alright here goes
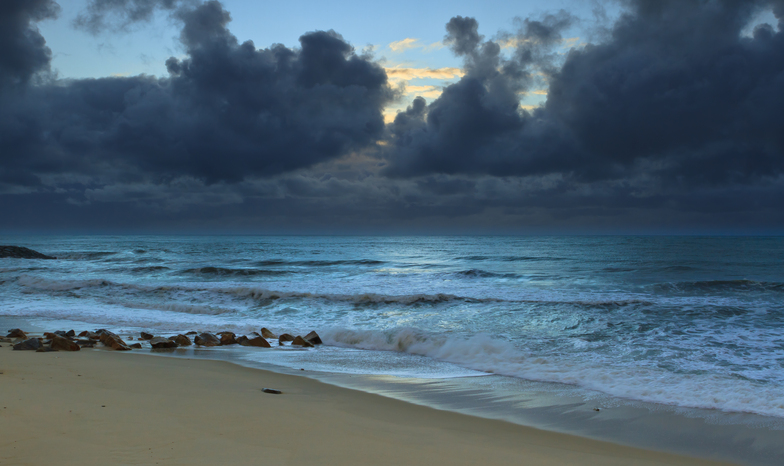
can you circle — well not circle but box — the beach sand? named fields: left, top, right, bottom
left=0, top=343, right=732, bottom=466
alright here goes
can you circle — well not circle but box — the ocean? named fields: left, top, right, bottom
left=2, top=235, right=784, bottom=457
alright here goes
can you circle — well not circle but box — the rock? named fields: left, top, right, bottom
left=240, top=335, right=271, bottom=348
left=236, top=335, right=248, bottom=345
left=260, top=327, right=277, bottom=339
left=66, top=329, right=76, bottom=337
left=99, top=332, right=131, bottom=351
left=139, top=332, right=154, bottom=340
left=13, top=338, right=41, bottom=351
left=262, top=388, right=282, bottom=394
left=150, top=337, right=178, bottom=349
left=36, top=346, right=58, bottom=353
left=291, top=336, right=314, bottom=348
left=304, top=331, right=322, bottom=345
left=53, top=330, right=69, bottom=338
left=80, top=331, right=101, bottom=340
left=185, top=331, right=197, bottom=335
left=218, top=332, right=237, bottom=346
left=6, top=329, right=27, bottom=339
left=128, top=336, right=134, bottom=340
left=170, top=334, right=192, bottom=347
left=0, top=245, right=56, bottom=259
left=51, top=335, right=81, bottom=351
left=194, top=333, right=221, bottom=347
left=76, top=340, right=95, bottom=348
left=278, top=333, right=295, bottom=342
left=129, top=343, right=142, bottom=349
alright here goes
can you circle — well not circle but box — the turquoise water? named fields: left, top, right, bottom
left=2, top=235, right=783, bottom=418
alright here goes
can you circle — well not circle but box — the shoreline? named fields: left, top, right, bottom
left=0, top=342, right=734, bottom=466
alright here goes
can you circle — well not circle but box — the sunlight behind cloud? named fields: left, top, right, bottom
left=388, top=38, right=444, bottom=53
left=384, top=66, right=464, bottom=82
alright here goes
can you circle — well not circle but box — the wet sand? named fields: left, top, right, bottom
left=0, top=343, right=732, bottom=466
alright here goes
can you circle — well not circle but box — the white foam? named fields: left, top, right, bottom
left=323, top=327, right=784, bottom=418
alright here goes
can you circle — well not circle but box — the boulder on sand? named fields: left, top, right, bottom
left=150, top=337, right=178, bottom=349
left=66, top=330, right=76, bottom=337
left=140, top=332, right=154, bottom=340
left=239, top=335, right=271, bottom=348
left=217, top=332, right=237, bottom=346
left=304, top=331, right=322, bottom=345
left=278, top=333, right=295, bottom=342
left=13, top=338, right=41, bottom=351
left=36, top=346, right=58, bottom=353
left=7, top=329, right=27, bottom=339
left=194, top=333, right=221, bottom=347
left=99, top=332, right=131, bottom=351
left=260, top=327, right=277, bottom=339
left=169, top=334, right=192, bottom=347
left=291, top=336, right=314, bottom=348
left=51, top=335, right=81, bottom=351
left=129, top=343, right=142, bottom=349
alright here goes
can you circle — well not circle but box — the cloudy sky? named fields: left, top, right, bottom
left=2, top=0, right=783, bottom=234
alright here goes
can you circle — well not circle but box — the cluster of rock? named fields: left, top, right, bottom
left=0, top=245, right=56, bottom=259
left=5, top=327, right=322, bottom=353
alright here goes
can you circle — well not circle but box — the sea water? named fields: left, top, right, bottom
left=2, top=235, right=783, bottom=424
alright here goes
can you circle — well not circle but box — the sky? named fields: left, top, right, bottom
left=1, top=0, right=783, bottom=234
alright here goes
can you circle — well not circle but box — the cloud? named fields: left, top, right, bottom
left=0, top=0, right=60, bottom=89
left=1, top=0, right=395, bottom=186
left=389, top=37, right=419, bottom=52
left=383, top=1, right=784, bottom=191
left=404, top=85, right=442, bottom=99
left=384, top=66, right=464, bottom=82
left=388, top=37, right=443, bottom=53
left=73, top=0, right=195, bottom=34
left=3, top=0, right=784, bottom=233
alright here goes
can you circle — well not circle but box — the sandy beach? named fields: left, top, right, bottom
left=0, top=342, right=732, bottom=466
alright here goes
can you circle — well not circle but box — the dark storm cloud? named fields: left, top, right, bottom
left=74, top=0, right=193, bottom=33
left=0, top=0, right=394, bottom=184
left=385, top=0, right=784, bottom=187
left=0, top=0, right=59, bottom=88
left=2, top=0, right=784, bottom=233
left=384, top=11, right=575, bottom=176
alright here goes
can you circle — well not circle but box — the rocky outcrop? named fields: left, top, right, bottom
left=291, top=336, right=314, bottom=348
left=13, top=338, right=41, bottom=351
left=278, top=333, right=295, bottom=342
left=0, top=246, right=56, bottom=259
left=218, top=332, right=237, bottom=346
left=170, top=334, right=192, bottom=346
left=51, top=335, right=80, bottom=351
left=260, top=328, right=277, bottom=339
left=194, top=333, right=221, bottom=347
left=150, top=337, right=178, bottom=349
left=139, top=332, right=154, bottom=340
left=7, top=329, right=27, bottom=339
left=304, top=331, right=322, bottom=345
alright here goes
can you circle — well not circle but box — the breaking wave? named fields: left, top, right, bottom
left=323, top=327, right=784, bottom=418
